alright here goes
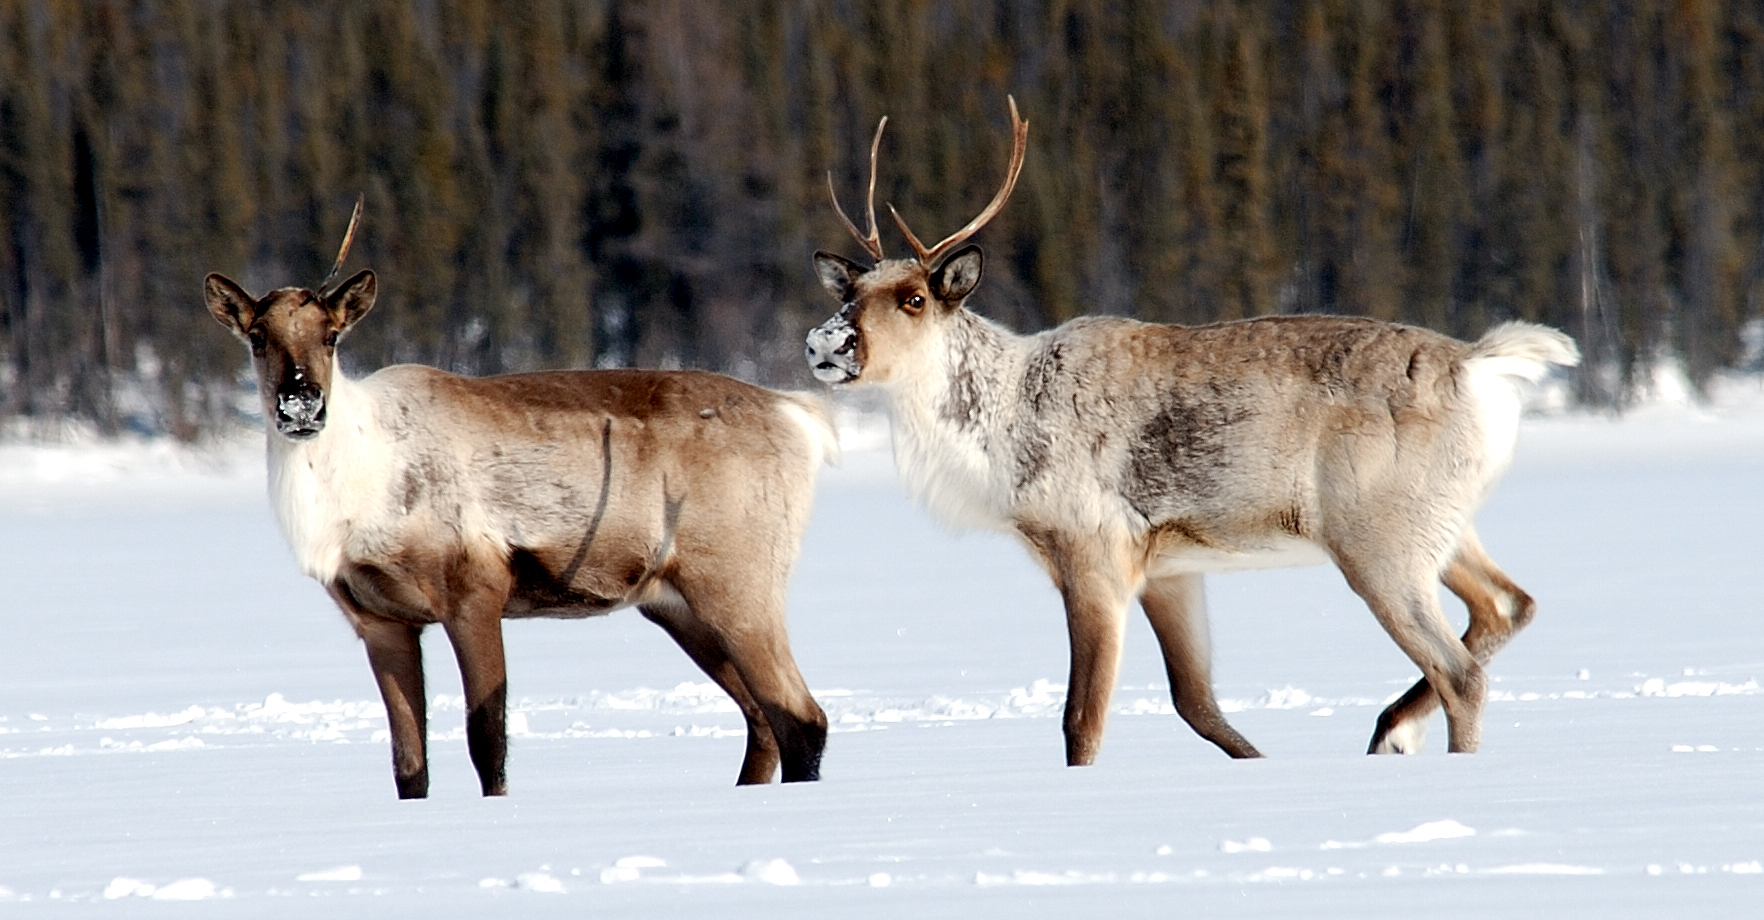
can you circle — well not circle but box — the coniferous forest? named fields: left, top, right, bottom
left=3, top=0, right=1764, bottom=436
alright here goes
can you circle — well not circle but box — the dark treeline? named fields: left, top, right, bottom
left=4, top=0, right=1763, bottom=436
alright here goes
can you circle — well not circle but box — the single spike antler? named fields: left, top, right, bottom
left=828, top=116, right=888, bottom=262
left=318, top=194, right=365, bottom=296
left=890, top=96, right=1028, bottom=269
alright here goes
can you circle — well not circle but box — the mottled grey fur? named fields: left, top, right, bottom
left=808, top=250, right=1578, bottom=766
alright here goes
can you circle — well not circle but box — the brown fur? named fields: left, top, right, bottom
left=207, top=270, right=832, bottom=798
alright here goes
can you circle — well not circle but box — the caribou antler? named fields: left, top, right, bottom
left=828, top=116, right=888, bottom=262
left=890, top=96, right=1028, bottom=269
left=318, top=194, right=365, bottom=296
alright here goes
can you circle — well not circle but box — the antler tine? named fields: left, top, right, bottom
left=827, top=116, right=888, bottom=262
left=318, top=193, right=365, bottom=295
left=891, top=96, right=1029, bottom=269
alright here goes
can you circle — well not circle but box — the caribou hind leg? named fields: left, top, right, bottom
left=671, top=576, right=827, bottom=783
left=1333, top=540, right=1487, bottom=754
left=1368, top=528, right=1536, bottom=754
left=1139, top=573, right=1262, bottom=759
left=641, top=600, right=784, bottom=784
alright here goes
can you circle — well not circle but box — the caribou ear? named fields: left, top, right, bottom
left=931, top=245, right=983, bottom=304
left=326, top=269, right=377, bottom=331
left=205, top=274, right=258, bottom=338
left=813, top=251, right=867, bottom=303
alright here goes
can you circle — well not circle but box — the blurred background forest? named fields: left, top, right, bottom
left=4, top=0, right=1764, bottom=437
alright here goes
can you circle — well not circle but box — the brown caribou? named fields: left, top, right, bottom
left=206, top=203, right=834, bottom=798
left=805, top=99, right=1578, bottom=765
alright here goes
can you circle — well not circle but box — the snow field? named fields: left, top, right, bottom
left=2, top=399, right=1764, bottom=916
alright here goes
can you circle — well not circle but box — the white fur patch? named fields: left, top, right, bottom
left=878, top=324, right=1024, bottom=533
left=1373, top=718, right=1427, bottom=755
left=887, top=391, right=1014, bottom=532
left=1462, top=360, right=1524, bottom=487
left=890, top=424, right=1010, bottom=532
left=776, top=397, right=841, bottom=468
left=1461, top=322, right=1581, bottom=489
left=1147, top=537, right=1332, bottom=577
left=1470, top=322, right=1581, bottom=379
left=266, top=365, right=399, bottom=584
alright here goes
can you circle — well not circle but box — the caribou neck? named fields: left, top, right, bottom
left=265, top=361, right=395, bottom=584
left=880, top=308, right=1031, bottom=531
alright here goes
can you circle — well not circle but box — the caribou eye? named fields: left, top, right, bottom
left=902, top=294, right=925, bottom=313
left=246, top=329, right=267, bottom=356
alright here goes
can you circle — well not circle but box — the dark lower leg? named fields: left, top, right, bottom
left=761, top=702, right=827, bottom=783
left=642, top=605, right=786, bottom=785
left=357, top=615, right=430, bottom=799
left=1337, top=552, right=1483, bottom=756
left=445, top=609, right=510, bottom=798
left=464, top=680, right=508, bottom=796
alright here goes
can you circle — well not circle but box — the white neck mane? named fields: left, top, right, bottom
left=880, top=310, right=1032, bottom=533
left=266, top=363, right=395, bottom=583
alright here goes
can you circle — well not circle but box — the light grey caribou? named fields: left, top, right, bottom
left=207, top=205, right=834, bottom=797
left=805, top=99, right=1578, bottom=765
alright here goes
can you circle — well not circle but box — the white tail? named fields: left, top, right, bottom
left=206, top=210, right=834, bottom=798
left=807, top=102, right=1579, bottom=766
left=1466, top=321, right=1583, bottom=382
left=776, top=392, right=843, bottom=468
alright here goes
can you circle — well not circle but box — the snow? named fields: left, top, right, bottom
left=2, top=393, right=1764, bottom=916
left=296, top=866, right=364, bottom=883
left=1372, top=820, right=1477, bottom=845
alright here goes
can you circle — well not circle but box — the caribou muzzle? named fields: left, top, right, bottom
left=275, top=384, right=327, bottom=439
left=805, top=315, right=861, bottom=384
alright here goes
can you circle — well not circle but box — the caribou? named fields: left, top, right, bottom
left=805, top=99, right=1579, bottom=765
left=206, top=203, right=835, bottom=798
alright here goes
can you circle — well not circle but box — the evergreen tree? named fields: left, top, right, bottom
left=5, top=0, right=1764, bottom=436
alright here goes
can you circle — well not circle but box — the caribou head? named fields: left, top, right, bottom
left=806, top=98, right=1027, bottom=386
left=204, top=199, right=374, bottom=441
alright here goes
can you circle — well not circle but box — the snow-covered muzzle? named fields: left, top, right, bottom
left=274, top=368, right=327, bottom=440
left=805, top=310, right=862, bottom=384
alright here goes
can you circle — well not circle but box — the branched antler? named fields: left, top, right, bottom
left=828, top=117, right=888, bottom=262
left=890, top=96, right=1028, bottom=268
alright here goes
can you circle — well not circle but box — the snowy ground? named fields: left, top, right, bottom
left=3, top=384, right=1764, bottom=917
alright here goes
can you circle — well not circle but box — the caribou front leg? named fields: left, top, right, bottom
left=441, top=566, right=514, bottom=796
left=344, top=604, right=429, bottom=800
left=1060, top=574, right=1133, bottom=766
left=1022, top=527, right=1137, bottom=767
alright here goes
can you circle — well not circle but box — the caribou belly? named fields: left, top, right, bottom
left=1147, top=536, right=1332, bottom=577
